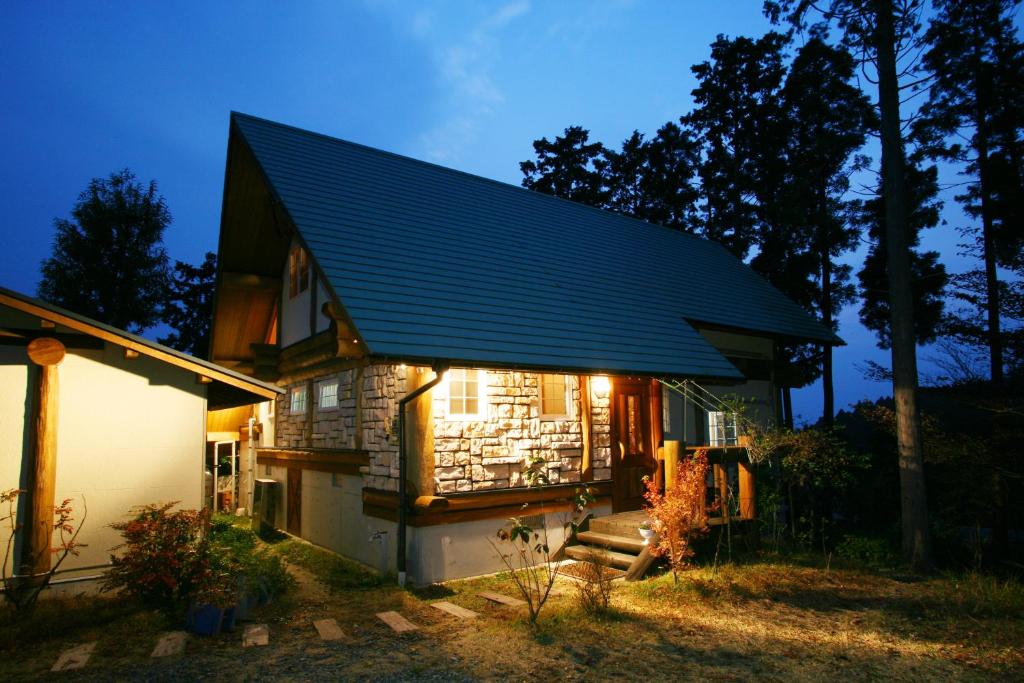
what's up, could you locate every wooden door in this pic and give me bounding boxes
[287,467,302,535]
[610,378,659,511]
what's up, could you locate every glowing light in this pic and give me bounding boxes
[592,375,611,393]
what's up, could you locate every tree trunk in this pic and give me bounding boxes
[821,242,835,427]
[975,88,1003,385]
[874,1,932,571]
[782,386,794,430]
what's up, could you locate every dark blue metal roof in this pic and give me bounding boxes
[232,112,840,380]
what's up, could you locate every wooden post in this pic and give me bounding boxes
[404,366,435,497]
[25,337,65,576]
[738,462,756,520]
[714,463,729,519]
[663,440,680,491]
[579,376,592,481]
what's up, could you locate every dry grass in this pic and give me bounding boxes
[1,551,1021,681]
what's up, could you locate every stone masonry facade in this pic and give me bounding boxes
[274,364,612,494]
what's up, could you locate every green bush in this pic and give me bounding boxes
[835,534,896,567]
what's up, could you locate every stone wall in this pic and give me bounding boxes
[275,364,610,495]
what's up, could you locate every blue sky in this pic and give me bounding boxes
[0,1,1009,423]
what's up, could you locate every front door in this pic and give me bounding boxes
[610,378,659,511]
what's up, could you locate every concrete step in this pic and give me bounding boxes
[564,545,636,569]
[576,530,646,554]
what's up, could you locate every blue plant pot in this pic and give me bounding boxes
[187,604,224,636]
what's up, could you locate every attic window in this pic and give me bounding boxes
[290,386,307,414]
[288,245,309,299]
[540,374,570,418]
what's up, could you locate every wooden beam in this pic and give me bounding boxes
[579,375,593,482]
[256,447,369,476]
[404,366,436,498]
[0,291,279,401]
[738,462,756,520]
[24,338,65,576]
[663,440,681,490]
[124,348,140,360]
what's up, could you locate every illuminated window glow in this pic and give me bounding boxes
[448,368,484,418]
[540,374,569,418]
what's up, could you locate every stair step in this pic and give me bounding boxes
[576,530,646,554]
[589,518,649,537]
[565,545,637,569]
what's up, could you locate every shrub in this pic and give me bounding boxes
[643,449,712,583]
[835,534,897,567]
[103,503,226,613]
[571,547,615,614]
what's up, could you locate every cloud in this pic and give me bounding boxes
[416,1,530,163]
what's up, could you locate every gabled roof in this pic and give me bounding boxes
[0,286,282,408]
[229,112,841,380]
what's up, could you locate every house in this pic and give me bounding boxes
[210,113,840,584]
[0,287,281,588]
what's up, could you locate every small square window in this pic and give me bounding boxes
[540,374,569,418]
[290,386,307,414]
[447,369,485,418]
[319,381,338,410]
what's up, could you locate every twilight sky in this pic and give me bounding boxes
[0,1,1012,424]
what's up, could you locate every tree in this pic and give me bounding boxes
[160,252,217,357]
[39,169,170,333]
[914,0,1024,385]
[781,36,875,424]
[688,31,792,261]
[520,126,610,207]
[855,160,948,347]
[766,0,934,570]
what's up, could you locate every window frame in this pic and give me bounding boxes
[707,411,738,447]
[290,386,307,415]
[539,373,572,420]
[446,368,487,420]
[318,379,339,411]
[288,245,310,299]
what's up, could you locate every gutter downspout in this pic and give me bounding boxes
[397,362,448,587]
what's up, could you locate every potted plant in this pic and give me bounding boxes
[638,520,656,545]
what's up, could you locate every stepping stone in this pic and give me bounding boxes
[51,642,96,672]
[430,601,478,619]
[242,624,269,647]
[151,631,187,658]
[478,591,527,607]
[376,611,419,633]
[313,618,346,641]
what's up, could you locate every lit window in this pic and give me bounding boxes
[319,381,338,410]
[448,369,484,417]
[708,411,738,446]
[540,374,569,418]
[290,386,307,414]
[288,244,309,299]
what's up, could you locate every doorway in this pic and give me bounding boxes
[610,377,662,511]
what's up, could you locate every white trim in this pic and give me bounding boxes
[445,368,487,420]
[539,373,572,420]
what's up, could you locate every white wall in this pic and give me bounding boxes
[0,308,206,579]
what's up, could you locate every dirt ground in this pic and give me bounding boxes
[2,551,1022,682]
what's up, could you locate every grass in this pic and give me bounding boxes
[2,540,1022,680]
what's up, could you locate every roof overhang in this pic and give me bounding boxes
[0,287,282,409]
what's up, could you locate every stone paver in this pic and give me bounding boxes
[313,618,346,641]
[376,611,418,633]
[242,624,269,647]
[51,642,96,672]
[478,591,527,607]
[151,631,188,658]
[430,601,479,619]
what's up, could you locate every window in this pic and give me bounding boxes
[540,374,569,418]
[708,411,738,447]
[288,244,309,299]
[662,385,671,433]
[319,380,338,410]
[290,386,307,414]
[448,368,484,418]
